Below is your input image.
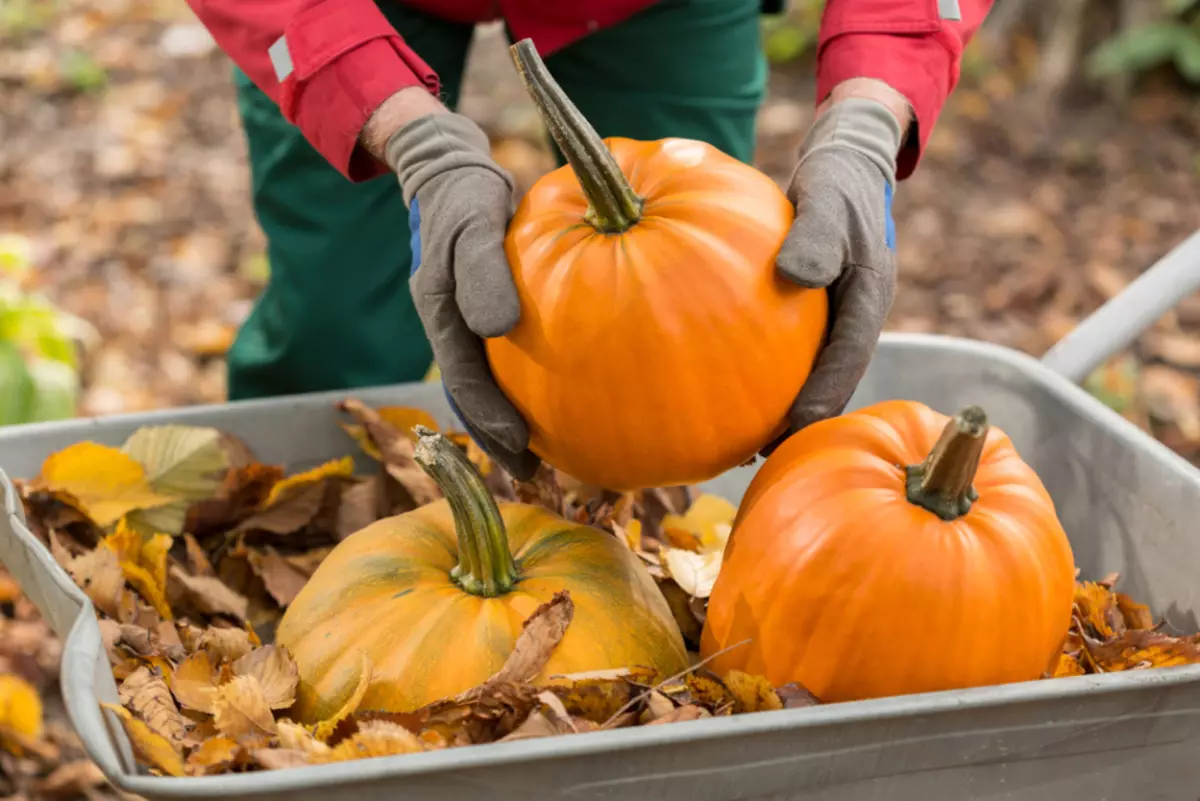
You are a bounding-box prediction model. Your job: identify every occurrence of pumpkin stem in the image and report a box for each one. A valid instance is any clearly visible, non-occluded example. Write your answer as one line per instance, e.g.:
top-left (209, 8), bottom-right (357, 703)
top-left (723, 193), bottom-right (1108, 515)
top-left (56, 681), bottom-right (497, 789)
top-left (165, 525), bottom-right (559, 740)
top-left (509, 38), bottom-right (643, 234)
top-left (413, 426), bottom-right (518, 597)
top-left (905, 405), bottom-right (989, 521)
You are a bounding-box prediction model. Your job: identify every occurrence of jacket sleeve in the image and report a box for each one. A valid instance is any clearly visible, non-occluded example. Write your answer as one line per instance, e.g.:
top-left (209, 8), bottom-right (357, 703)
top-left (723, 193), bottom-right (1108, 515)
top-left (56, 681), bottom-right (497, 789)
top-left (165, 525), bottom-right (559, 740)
top-left (187, 0), bottom-right (442, 181)
top-left (815, 0), bottom-right (994, 179)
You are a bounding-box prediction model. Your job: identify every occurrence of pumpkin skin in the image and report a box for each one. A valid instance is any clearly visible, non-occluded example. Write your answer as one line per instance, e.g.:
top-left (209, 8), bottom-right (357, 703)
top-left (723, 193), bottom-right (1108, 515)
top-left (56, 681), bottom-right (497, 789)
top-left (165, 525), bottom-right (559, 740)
top-left (485, 44), bottom-right (828, 491)
top-left (700, 399), bottom-right (1076, 704)
top-left (277, 470), bottom-right (688, 722)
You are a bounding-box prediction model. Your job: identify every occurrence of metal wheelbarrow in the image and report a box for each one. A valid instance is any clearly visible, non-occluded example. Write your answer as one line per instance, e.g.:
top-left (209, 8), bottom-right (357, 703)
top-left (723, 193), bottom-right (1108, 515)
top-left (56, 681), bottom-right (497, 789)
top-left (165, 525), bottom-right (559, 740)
top-left (2, 231), bottom-right (1200, 800)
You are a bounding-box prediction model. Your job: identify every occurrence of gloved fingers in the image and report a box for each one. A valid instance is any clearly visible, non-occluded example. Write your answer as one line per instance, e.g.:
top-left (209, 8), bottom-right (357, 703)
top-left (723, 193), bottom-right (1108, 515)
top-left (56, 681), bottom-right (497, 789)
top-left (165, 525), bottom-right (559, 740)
top-left (453, 410), bottom-right (542, 483)
top-left (785, 264), bottom-right (894, 433)
top-left (453, 221), bottom-right (522, 339)
top-left (774, 196), bottom-right (848, 290)
top-left (413, 286), bottom-right (530, 455)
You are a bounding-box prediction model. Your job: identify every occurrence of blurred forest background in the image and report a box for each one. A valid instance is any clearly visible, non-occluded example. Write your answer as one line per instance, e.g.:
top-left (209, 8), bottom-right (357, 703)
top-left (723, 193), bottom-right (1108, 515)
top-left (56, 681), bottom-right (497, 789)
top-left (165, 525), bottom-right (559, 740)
top-left (1, 0), bottom-right (1199, 456)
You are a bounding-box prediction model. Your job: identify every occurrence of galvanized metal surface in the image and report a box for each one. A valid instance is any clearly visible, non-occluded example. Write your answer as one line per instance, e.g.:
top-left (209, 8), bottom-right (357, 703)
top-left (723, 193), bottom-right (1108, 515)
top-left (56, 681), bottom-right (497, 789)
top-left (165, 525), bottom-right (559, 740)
top-left (6, 328), bottom-right (1200, 800)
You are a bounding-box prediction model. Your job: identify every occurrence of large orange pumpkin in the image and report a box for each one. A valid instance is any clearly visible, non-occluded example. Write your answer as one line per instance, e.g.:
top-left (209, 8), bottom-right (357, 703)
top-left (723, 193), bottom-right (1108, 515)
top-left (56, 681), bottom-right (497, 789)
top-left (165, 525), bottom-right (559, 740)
top-left (700, 400), bottom-right (1076, 703)
top-left (276, 427), bottom-right (688, 722)
top-left (484, 40), bottom-right (828, 491)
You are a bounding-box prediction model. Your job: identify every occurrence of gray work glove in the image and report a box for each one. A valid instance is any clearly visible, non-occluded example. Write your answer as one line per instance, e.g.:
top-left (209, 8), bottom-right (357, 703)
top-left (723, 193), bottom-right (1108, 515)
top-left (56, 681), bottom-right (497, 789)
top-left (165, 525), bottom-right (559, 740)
top-left (386, 112), bottom-right (541, 481)
top-left (772, 97), bottom-right (903, 447)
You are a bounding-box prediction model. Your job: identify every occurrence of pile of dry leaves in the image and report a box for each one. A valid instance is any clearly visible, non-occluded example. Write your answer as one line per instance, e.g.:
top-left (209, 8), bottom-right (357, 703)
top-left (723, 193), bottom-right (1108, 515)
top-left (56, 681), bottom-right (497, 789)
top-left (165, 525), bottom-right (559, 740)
top-left (3, 398), bottom-right (1200, 784)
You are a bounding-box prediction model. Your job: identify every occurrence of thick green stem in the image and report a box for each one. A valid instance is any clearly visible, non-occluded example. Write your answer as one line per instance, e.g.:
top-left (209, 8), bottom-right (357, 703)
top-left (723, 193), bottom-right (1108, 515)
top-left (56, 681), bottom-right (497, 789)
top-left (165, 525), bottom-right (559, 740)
top-left (413, 426), bottom-right (517, 597)
top-left (905, 406), bottom-right (989, 521)
top-left (509, 38), bottom-right (643, 233)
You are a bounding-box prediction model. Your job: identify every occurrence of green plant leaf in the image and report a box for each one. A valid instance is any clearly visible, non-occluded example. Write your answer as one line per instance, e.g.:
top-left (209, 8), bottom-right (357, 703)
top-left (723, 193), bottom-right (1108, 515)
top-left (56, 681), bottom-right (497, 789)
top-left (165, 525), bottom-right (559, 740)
top-left (0, 340), bottom-right (34, 427)
top-left (25, 357), bottom-right (78, 423)
top-left (1087, 23), bottom-right (1189, 78)
top-left (1173, 31), bottom-right (1200, 81)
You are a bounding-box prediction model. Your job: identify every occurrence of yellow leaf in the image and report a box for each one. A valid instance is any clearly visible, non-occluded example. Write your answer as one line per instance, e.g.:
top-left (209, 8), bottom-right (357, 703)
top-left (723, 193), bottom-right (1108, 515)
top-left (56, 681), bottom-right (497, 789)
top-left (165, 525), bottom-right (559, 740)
top-left (101, 703), bottom-right (185, 777)
top-left (37, 442), bottom-right (176, 526)
top-left (661, 494), bottom-right (736, 553)
top-left (232, 646), bottom-right (299, 710)
top-left (198, 626), bottom-right (254, 662)
top-left (186, 736), bottom-right (241, 775)
top-left (170, 652), bottom-right (218, 714)
top-left (275, 720), bottom-right (331, 758)
top-left (661, 547), bottom-right (723, 599)
top-left (313, 651), bottom-right (372, 742)
top-left (0, 674), bottom-right (43, 740)
top-left (262, 456), bottom-right (354, 508)
top-left (1074, 581), bottom-right (1117, 639)
top-left (212, 676), bottom-right (277, 741)
top-left (122, 425), bottom-right (230, 500)
top-left (723, 671), bottom-right (783, 714)
top-left (120, 561), bottom-right (173, 621)
top-left (102, 521), bottom-right (174, 620)
top-left (1052, 653), bottom-right (1085, 678)
top-left (321, 721), bottom-right (425, 763)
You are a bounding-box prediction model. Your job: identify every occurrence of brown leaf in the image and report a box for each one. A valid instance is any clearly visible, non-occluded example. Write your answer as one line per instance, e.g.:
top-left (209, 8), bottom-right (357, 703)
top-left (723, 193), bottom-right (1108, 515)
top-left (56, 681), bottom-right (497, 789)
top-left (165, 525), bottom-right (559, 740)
top-left (186, 464), bottom-right (285, 537)
top-left (65, 546), bottom-right (134, 621)
top-left (246, 549), bottom-right (309, 608)
top-left (645, 704), bottom-right (710, 725)
top-left (775, 683), bottom-right (822, 708)
top-left (198, 626), bottom-right (255, 663)
top-left (640, 690), bottom-right (676, 724)
top-left (549, 676), bottom-right (638, 725)
top-left (1090, 629), bottom-right (1200, 672)
top-left (1116, 593), bottom-right (1155, 630)
top-left (253, 748), bottom-right (315, 770)
top-left (186, 736), bottom-right (242, 776)
top-left (1050, 653), bottom-right (1086, 678)
top-left (338, 400), bottom-right (440, 504)
top-left (101, 703), bottom-right (185, 777)
top-left (336, 474), bottom-right (383, 540)
top-left (1073, 581), bottom-right (1119, 640)
top-left (232, 646), bottom-right (298, 709)
top-left (32, 760), bottom-right (106, 798)
top-left (171, 651), bottom-right (218, 714)
top-left (275, 720), bottom-right (332, 758)
top-left (1143, 331), bottom-right (1200, 369)
top-left (233, 481), bottom-right (328, 536)
top-left (118, 667), bottom-right (186, 746)
top-left (723, 671), bottom-right (784, 714)
top-left (499, 693), bottom-right (579, 742)
top-left (512, 464), bottom-right (564, 517)
top-left (212, 676), bottom-right (277, 741)
top-left (183, 534), bottom-right (216, 577)
top-left (486, 591), bottom-right (574, 687)
top-left (170, 566), bottom-right (249, 621)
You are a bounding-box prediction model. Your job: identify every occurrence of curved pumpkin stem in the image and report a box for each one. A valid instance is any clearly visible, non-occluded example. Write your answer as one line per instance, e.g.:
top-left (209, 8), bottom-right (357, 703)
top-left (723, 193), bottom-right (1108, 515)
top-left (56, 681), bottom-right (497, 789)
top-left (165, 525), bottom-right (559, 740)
top-left (509, 38), bottom-right (644, 234)
top-left (905, 406), bottom-right (989, 521)
top-left (414, 426), bottom-right (518, 597)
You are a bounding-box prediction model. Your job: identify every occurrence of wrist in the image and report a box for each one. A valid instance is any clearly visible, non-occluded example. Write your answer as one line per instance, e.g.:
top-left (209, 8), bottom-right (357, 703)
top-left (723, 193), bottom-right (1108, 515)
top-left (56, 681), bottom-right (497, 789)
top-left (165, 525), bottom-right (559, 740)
top-left (817, 78), bottom-right (912, 138)
top-left (360, 87), bottom-right (448, 163)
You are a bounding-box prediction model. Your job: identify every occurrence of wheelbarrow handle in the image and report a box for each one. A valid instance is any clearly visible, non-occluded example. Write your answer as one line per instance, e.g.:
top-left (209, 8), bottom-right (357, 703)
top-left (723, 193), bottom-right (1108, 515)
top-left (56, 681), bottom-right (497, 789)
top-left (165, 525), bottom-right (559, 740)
top-left (1041, 230), bottom-right (1200, 385)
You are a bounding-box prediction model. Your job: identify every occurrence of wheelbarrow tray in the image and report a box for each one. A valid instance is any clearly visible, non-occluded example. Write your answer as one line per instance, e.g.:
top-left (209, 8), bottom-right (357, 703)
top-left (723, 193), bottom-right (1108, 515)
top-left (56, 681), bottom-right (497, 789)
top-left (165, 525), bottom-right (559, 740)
top-left (4, 331), bottom-right (1200, 801)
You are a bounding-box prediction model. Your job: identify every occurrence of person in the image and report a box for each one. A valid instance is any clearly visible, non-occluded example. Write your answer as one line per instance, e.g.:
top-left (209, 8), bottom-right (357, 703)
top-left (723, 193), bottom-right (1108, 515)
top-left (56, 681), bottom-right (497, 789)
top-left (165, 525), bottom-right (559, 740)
top-left (185, 0), bottom-right (993, 480)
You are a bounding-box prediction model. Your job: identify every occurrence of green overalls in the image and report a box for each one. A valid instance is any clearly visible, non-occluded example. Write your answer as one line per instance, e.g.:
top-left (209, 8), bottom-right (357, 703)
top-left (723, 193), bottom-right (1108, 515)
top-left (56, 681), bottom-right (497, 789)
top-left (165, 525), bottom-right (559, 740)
top-left (227, 0), bottom-right (767, 400)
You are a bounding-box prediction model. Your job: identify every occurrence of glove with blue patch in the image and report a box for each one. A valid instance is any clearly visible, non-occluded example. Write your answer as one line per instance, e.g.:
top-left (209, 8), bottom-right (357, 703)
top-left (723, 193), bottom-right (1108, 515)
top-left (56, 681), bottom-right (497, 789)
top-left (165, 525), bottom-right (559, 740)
top-left (387, 112), bottom-right (541, 481)
top-left (773, 95), bottom-right (903, 444)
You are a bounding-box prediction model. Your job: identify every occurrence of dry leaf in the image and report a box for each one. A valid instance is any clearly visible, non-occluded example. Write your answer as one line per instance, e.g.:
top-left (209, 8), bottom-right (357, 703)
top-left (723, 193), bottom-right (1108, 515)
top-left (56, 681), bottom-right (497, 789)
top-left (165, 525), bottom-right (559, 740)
top-left (322, 721), bottom-right (426, 762)
top-left (171, 651), bottom-right (218, 714)
top-left (65, 546), bottom-right (134, 621)
top-left (253, 748), bottom-right (314, 770)
top-left (105, 521), bottom-right (173, 620)
top-left (101, 702), bottom-right (185, 777)
top-left (0, 674), bottom-right (43, 740)
top-left (247, 548), bottom-right (309, 608)
top-left (723, 671), bottom-right (784, 714)
top-left (661, 494), bottom-right (736, 552)
top-left (212, 676), bottom-right (277, 741)
top-left (661, 548), bottom-right (724, 599)
top-left (36, 442), bottom-right (175, 526)
top-left (198, 626), bottom-right (255, 662)
top-left (1090, 630), bottom-right (1200, 671)
top-left (341, 406), bottom-right (439, 456)
top-left (487, 592), bottom-right (575, 687)
top-left (32, 759), bottom-right (107, 798)
top-left (1116, 593), bottom-right (1154, 630)
top-left (122, 424), bottom-right (230, 500)
top-left (645, 705), bottom-right (710, 725)
top-left (232, 646), bottom-right (298, 709)
top-left (170, 566), bottom-right (249, 620)
top-left (119, 666), bottom-right (186, 746)
top-left (336, 475), bottom-right (383, 540)
top-left (186, 736), bottom-right (242, 776)
top-left (1074, 581), bottom-right (1119, 639)
top-left (275, 720), bottom-right (332, 758)
top-left (338, 400), bottom-right (440, 504)
top-left (775, 683), bottom-right (822, 708)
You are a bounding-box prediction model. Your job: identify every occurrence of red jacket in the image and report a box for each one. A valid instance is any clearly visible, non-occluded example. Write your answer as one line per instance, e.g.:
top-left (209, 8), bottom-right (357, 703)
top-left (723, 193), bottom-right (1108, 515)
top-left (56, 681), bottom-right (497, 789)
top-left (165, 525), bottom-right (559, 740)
top-left (187, 0), bottom-right (992, 182)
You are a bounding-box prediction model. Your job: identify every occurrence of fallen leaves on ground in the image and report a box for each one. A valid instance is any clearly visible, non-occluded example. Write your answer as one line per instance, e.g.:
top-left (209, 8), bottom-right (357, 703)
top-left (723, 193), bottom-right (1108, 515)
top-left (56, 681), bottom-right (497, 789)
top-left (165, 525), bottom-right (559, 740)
top-left (10, 399), bottom-right (1200, 781)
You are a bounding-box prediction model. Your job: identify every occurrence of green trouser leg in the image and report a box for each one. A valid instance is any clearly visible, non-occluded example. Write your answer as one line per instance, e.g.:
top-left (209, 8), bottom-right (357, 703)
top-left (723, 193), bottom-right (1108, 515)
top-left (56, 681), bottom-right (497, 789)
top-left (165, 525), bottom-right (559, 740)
top-left (228, 0), bottom-right (765, 401)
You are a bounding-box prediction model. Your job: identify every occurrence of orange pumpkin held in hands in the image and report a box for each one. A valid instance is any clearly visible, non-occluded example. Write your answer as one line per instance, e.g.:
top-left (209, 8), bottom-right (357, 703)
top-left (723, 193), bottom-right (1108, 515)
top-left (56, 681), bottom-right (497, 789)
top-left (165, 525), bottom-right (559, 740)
top-left (276, 427), bottom-right (688, 722)
top-left (700, 400), bottom-right (1076, 703)
top-left (485, 40), bottom-right (828, 491)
